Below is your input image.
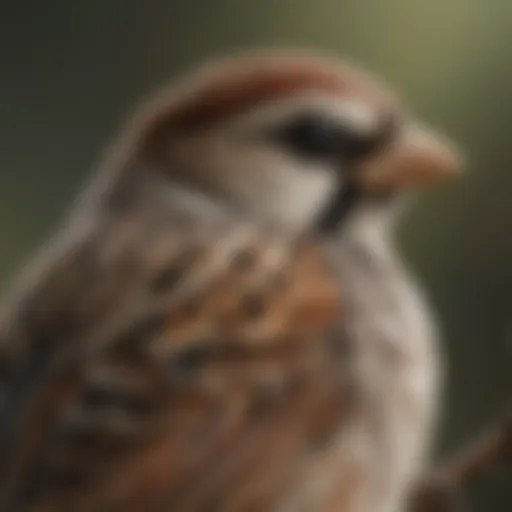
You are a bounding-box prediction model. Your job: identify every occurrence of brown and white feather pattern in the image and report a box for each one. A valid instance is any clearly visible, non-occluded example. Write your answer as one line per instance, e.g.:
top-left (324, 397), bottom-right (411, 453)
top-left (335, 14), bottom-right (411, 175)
top-left (0, 176), bottom-right (354, 511)
top-left (0, 50), bottom-right (459, 511)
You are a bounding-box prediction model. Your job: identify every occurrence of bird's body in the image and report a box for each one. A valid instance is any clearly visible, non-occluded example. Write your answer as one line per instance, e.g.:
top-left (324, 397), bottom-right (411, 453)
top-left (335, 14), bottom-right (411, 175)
top-left (0, 50), bottom-right (460, 511)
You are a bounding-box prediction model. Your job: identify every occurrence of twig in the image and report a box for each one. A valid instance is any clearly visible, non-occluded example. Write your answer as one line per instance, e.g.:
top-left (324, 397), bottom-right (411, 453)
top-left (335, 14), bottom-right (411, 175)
top-left (410, 407), bottom-right (512, 511)
top-left (437, 408), bottom-right (512, 486)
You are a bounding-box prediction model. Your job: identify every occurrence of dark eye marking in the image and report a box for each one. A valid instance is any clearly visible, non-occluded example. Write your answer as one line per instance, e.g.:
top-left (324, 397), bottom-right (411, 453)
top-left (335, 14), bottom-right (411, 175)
top-left (273, 110), bottom-right (397, 161)
top-left (276, 112), bottom-right (342, 159)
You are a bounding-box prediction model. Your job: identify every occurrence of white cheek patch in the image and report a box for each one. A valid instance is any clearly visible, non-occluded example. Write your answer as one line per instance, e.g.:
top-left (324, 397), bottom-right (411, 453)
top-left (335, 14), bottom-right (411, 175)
top-left (261, 158), bottom-right (341, 230)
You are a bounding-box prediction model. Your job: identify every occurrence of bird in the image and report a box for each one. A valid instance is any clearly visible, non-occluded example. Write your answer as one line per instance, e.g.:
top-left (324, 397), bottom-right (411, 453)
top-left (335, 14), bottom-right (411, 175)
top-left (0, 50), bottom-right (462, 511)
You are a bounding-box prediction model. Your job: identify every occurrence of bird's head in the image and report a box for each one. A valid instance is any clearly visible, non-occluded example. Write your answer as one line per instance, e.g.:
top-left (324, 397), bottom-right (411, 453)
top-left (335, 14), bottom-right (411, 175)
top-left (112, 50), bottom-right (463, 235)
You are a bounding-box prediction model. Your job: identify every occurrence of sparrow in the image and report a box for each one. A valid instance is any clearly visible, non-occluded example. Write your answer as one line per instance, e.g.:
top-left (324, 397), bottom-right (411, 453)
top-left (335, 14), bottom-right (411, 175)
top-left (0, 50), bottom-right (462, 511)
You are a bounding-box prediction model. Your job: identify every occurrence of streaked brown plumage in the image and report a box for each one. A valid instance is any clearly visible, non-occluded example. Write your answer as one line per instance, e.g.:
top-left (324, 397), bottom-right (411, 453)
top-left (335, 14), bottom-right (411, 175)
top-left (0, 50), bottom-right (462, 511)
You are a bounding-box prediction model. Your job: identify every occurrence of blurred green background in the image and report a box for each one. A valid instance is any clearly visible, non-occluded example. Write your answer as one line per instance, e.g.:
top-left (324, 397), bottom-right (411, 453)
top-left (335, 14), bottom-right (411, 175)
top-left (0, 1), bottom-right (510, 509)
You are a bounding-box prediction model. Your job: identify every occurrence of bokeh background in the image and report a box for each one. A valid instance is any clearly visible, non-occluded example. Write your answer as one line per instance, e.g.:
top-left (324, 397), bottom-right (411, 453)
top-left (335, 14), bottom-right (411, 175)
top-left (1, 1), bottom-right (510, 509)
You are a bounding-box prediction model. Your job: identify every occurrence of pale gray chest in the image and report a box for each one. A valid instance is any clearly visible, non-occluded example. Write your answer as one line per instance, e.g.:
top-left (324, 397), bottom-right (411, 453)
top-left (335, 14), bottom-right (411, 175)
top-left (332, 222), bottom-right (441, 511)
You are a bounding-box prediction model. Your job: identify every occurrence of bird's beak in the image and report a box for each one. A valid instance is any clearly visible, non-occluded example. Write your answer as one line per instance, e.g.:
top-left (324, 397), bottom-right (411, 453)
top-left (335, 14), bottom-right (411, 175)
top-left (358, 124), bottom-right (463, 193)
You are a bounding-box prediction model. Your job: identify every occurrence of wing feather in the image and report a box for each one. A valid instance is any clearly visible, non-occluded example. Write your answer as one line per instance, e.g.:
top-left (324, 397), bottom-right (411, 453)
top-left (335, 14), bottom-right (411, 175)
top-left (0, 197), bottom-right (354, 511)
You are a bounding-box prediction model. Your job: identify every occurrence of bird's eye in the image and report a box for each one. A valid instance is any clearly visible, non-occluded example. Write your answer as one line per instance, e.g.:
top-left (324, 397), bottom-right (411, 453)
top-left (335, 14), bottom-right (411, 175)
top-left (277, 113), bottom-right (341, 160)
top-left (275, 112), bottom-right (382, 161)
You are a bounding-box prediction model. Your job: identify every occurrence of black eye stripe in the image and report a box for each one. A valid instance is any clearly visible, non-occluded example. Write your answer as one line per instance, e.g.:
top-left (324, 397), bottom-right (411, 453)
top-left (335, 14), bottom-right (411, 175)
top-left (276, 113), bottom-right (341, 159)
top-left (271, 110), bottom-right (397, 161)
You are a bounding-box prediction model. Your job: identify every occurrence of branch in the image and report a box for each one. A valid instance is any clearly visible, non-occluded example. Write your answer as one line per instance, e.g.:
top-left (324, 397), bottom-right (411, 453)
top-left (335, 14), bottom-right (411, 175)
top-left (410, 407), bottom-right (512, 512)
